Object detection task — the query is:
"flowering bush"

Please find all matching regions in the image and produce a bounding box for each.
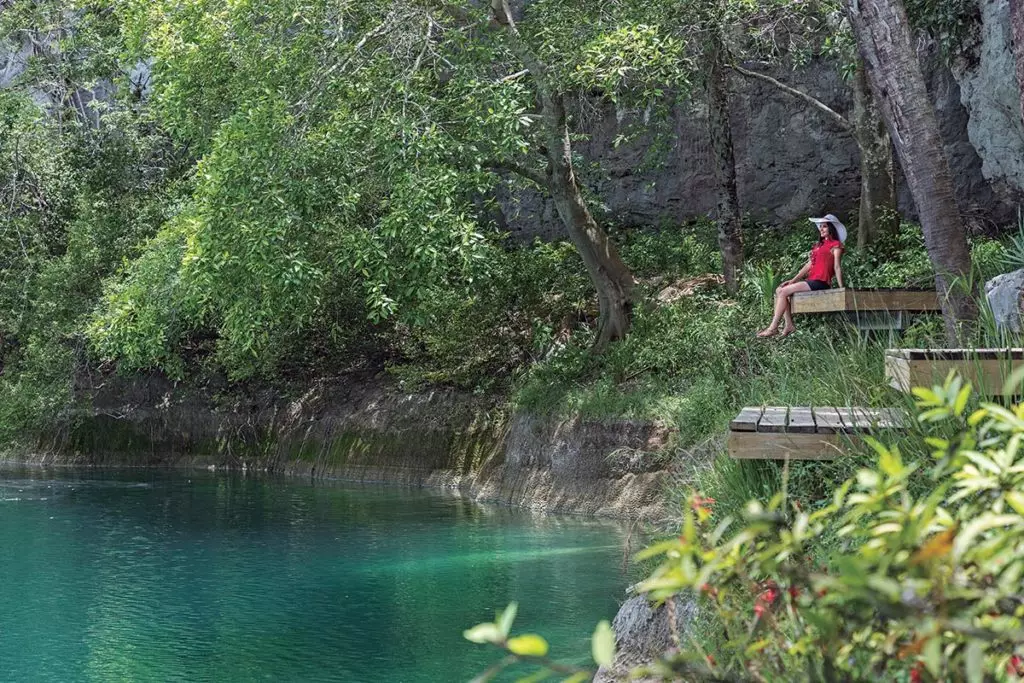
[638,374,1024,681]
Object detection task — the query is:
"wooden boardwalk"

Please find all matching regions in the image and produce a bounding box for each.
[885,348,1024,396]
[728,406,904,460]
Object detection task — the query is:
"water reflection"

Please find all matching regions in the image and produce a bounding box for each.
[0,467,630,682]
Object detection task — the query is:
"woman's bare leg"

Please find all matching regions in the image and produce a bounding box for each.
[782,306,796,335]
[758,283,811,337]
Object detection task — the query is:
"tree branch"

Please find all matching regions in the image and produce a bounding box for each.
[730,64,853,133]
[484,160,547,188]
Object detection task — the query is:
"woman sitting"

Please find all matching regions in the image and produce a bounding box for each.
[757,214,846,338]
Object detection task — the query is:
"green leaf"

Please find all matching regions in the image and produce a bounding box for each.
[1006,491,1024,516]
[507,634,549,657]
[464,622,502,644]
[953,383,972,416]
[591,620,616,668]
[923,636,942,677]
[498,603,518,638]
[965,639,983,683]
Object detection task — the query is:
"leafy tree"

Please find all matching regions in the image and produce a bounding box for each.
[0,0,179,435]
[725,1,897,249]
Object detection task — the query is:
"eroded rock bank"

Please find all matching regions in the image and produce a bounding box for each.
[8,375,675,519]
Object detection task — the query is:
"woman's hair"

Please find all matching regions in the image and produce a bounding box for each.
[818,222,840,243]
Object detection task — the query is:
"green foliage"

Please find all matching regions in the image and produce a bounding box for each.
[904,0,981,59]
[478,379,1024,681]
[464,602,613,681]
[389,240,590,390]
[637,376,1024,681]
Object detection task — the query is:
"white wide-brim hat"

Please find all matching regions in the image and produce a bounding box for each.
[810,214,847,243]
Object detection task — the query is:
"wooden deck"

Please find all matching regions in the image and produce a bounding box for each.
[885,348,1024,396]
[791,288,940,315]
[728,406,904,460]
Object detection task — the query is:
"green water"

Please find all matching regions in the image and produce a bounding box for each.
[0,468,631,682]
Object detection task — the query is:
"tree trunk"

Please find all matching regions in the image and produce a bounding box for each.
[846,0,977,340]
[542,93,635,349]
[484,0,635,349]
[851,59,897,248]
[1011,0,1024,124]
[706,36,744,294]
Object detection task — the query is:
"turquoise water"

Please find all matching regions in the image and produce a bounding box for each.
[0,469,630,682]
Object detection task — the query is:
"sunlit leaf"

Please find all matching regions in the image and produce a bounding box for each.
[498,603,518,638]
[464,623,502,644]
[507,634,549,657]
[591,620,615,668]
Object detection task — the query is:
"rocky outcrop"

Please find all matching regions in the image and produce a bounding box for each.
[951,0,1024,212]
[986,268,1024,332]
[12,374,676,519]
[594,594,698,682]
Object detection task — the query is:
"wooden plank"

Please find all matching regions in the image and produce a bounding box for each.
[885,352,911,393]
[787,407,816,434]
[792,288,940,315]
[874,408,905,429]
[728,431,842,461]
[846,289,939,313]
[885,353,1024,397]
[791,289,847,314]
[812,407,846,434]
[897,348,1024,361]
[839,407,905,432]
[729,407,764,432]
[757,407,789,433]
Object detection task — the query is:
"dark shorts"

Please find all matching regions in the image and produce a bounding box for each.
[807,279,830,291]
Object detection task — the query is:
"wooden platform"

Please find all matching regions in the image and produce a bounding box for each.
[791,288,940,315]
[728,406,904,460]
[885,348,1024,396]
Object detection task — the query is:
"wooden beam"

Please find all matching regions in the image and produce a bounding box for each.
[885,348,1024,396]
[788,407,816,433]
[758,407,789,433]
[728,431,843,460]
[812,407,846,434]
[729,406,763,432]
[728,406,906,460]
[792,288,940,315]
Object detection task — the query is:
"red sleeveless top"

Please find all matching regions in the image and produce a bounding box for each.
[808,239,843,283]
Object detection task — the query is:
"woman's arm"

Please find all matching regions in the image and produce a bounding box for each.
[832,248,844,288]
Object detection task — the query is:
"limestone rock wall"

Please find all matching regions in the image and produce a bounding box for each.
[14,374,674,519]
[4,6,1020,237]
[951,0,1024,212]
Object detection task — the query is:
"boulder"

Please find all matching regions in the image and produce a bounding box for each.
[985,268,1024,332]
[594,594,698,682]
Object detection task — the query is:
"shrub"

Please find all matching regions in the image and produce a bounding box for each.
[638,373,1024,681]
[471,374,1024,681]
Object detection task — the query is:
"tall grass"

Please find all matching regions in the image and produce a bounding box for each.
[506,221,1021,521]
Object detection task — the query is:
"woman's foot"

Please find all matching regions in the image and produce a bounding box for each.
[756,327,779,338]
[779,326,797,337]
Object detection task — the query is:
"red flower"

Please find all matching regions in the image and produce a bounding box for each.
[910,663,923,683]
[1008,655,1024,677]
[753,603,765,618]
[706,654,716,667]
[788,585,801,600]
